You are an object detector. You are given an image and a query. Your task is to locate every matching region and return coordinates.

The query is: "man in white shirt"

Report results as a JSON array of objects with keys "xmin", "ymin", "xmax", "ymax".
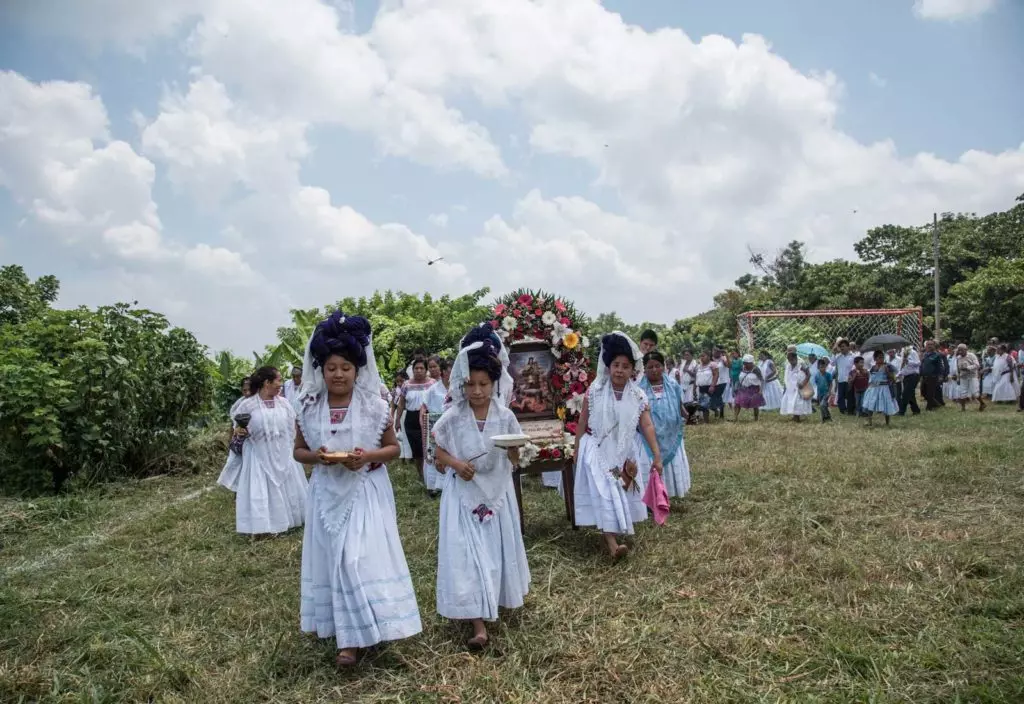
[
  {"xmin": 832, "ymin": 339, "xmax": 856, "ymax": 415},
  {"xmin": 282, "ymin": 366, "xmax": 302, "ymax": 401},
  {"xmin": 886, "ymin": 348, "xmax": 903, "ymax": 402},
  {"xmin": 897, "ymin": 346, "xmax": 921, "ymax": 415}
]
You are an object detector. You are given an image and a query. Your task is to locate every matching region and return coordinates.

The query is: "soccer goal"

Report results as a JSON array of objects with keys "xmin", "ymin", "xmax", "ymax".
[{"xmin": 736, "ymin": 308, "xmax": 923, "ymax": 356}]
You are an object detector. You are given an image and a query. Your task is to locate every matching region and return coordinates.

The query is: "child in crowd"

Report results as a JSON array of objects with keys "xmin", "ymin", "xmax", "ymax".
[
  {"xmin": 815, "ymin": 358, "xmax": 834, "ymax": 423},
  {"xmin": 850, "ymin": 356, "xmax": 870, "ymax": 417}
]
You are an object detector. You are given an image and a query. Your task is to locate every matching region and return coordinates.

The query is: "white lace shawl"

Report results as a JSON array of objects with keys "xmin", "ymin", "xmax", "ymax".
[
  {"xmin": 586, "ymin": 379, "xmax": 647, "ymax": 474},
  {"xmin": 432, "ymin": 399, "xmax": 521, "ymax": 513},
  {"xmin": 296, "ymin": 388, "xmax": 390, "ymax": 535},
  {"xmin": 235, "ymin": 394, "xmax": 297, "ymax": 487}
]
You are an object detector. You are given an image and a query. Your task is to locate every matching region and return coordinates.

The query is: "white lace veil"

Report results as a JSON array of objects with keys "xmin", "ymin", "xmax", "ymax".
[
  {"xmin": 592, "ymin": 330, "xmax": 643, "ymax": 390},
  {"xmin": 459, "ymin": 323, "xmax": 514, "ymax": 407},
  {"xmin": 448, "ymin": 341, "xmax": 502, "ymax": 407},
  {"xmin": 297, "ymin": 315, "xmax": 382, "ymax": 405}
]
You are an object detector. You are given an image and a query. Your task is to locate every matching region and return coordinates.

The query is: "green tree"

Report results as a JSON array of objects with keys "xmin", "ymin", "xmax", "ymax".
[
  {"xmin": 0, "ymin": 265, "xmax": 59, "ymax": 325},
  {"xmin": 946, "ymin": 258, "xmax": 1024, "ymax": 345}
]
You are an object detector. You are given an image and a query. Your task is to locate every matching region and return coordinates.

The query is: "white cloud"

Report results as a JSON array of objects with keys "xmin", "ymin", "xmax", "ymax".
[
  {"xmin": 869, "ymin": 72, "xmax": 887, "ymax": 88},
  {"xmin": 2, "ymin": 0, "xmax": 1023, "ymax": 353},
  {"xmin": 913, "ymin": 0, "xmax": 997, "ymax": 21}
]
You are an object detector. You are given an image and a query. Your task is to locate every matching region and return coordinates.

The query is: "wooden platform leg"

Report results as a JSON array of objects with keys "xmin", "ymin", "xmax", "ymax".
[
  {"xmin": 562, "ymin": 460, "xmax": 577, "ymax": 529},
  {"xmin": 513, "ymin": 468, "xmax": 525, "ymax": 534}
]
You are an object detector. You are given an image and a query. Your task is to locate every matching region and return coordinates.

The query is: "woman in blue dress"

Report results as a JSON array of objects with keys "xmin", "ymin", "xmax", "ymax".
[
  {"xmin": 860, "ymin": 350, "xmax": 899, "ymax": 426},
  {"xmin": 636, "ymin": 351, "xmax": 691, "ymax": 498}
]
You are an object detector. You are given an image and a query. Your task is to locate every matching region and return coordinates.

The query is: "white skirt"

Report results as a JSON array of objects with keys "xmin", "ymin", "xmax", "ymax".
[
  {"xmin": 217, "ymin": 451, "xmax": 242, "ymax": 492},
  {"xmin": 991, "ymin": 374, "xmax": 1020, "ymax": 403},
  {"xmin": 436, "ymin": 473, "xmax": 530, "ymax": 621},
  {"xmin": 235, "ymin": 452, "xmax": 307, "ymax": 535},
  {"xmin": 398, "ymin": 411, "xmax": 413, "ymax": 459},
  {"xmin": 573, "ymin": 434, "xmax": 647, "ymax": 535},
  {"xmin": 723, "ymin": 379, "xmax": 734, "ymax": 405},
  {"xmin": 635, "ymin": 434, "xmax": 690, "ymax": 498},
  {"xmin": 982, "ymin": 374, "xmax": 995, "ymax": 396},
  {"xmin": 680, "ymin": 383, "xmax": 695, "ymax": 404},
  {"xmin": 780, "ymin": 389, "xmax": 812, "ymax": 416},
  {"xmin": 959, "ymin": 376, "xmax": 980, "ymax": 399},
  {"xmin": 423, "ymin": 458, "xmax": 446, "ymax": 492},
  {"xmin": 300, "ymin": 467, "xmax": 422, "ymax": 649},
  {"xmin": 943, "ymin": 379, "xmax": 963, "ymax": 401},
  {"xmin": 760, "ymin": 380, "xmax": 784, "ymax": 411}
]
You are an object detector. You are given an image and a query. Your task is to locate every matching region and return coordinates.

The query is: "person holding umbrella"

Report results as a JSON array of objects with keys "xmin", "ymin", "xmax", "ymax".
[{"xmin": 860, "ymin": 350, "xmax": 899, "ymax": 426}]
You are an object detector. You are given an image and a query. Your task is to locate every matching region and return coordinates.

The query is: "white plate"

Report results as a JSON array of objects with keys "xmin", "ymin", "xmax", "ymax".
[{"xmin": 491, "ymin": 433, "xmax": 530, "ymax": 448}]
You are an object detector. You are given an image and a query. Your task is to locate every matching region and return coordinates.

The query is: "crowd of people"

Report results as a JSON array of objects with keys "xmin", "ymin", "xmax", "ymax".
[
  {"xmin": 215, "ymin": 315, "xmax": 1019, "ymax": 669},
  {"xmin": 216, "ymin": 313, "xmax": 698, "ymax": 667},
  {"xmin": 651, "ymin": 332, "xmax": 1024, "ymax": 426}
]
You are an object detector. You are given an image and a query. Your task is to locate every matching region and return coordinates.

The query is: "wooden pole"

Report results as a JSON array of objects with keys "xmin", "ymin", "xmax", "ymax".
[{"xmin": 933, "ymin": 213, "xmax": 941, "ymax": 342}]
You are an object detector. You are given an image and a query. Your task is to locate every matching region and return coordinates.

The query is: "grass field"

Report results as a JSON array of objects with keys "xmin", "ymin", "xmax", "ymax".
[{"xmin": 2, "ymin": 405, "xmax": 1023, "ymax": 703}]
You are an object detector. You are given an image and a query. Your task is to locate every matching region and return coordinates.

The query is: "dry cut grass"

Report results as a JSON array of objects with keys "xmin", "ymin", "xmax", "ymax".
[{"xmin": 2, "ymin": 406, "xmax": 1023, "ymax": 702}]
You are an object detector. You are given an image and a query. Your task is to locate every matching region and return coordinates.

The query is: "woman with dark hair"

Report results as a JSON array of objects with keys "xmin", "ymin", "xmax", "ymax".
[
  {"xmin": 393, "ymin": 356, "xmax": 435, "ymax": 484},
  {"xmin": 217, "ymin": 376, "xmax": 252, "ymax": 492},
  {"xmin": 427, "ymin": 354, "xmax": 443, "ymax": 382},
  {"xmin": 990, "ymin": 344, "xmax": 1020, "ymax": 403},
  {"xmin": 573, "ymin": 332, "xmax": 661, "ymax": 559},
  {"xmin": 433, "ymin": 339, "xmax": 529, "ymax": 650},
  {"xmin": 694, "ymin": 350, "xmax": 719, "ymax": 424},
  {"xmin": 293, "ymin": 311, "xmax": 421, "ymax": 669},
  {"xmin": 227, "ymin": 366, "xmax": 307, "ymax": 534},
  {"xmin": 638, "ymin": 351, "xmax": 691, "ymax": 498},
  {"xmin": 758, "ymin": 351, "xmax": 783, "ymax": 412},
  {"xmin": 421, "ymin": 357, "xmax": 451, "ymax": 496},
  {"xmin": 732, "ymin": 354, "xmax": 764, "ymax": 422},
  {"xmin": 860, "ymin": 349, "xmax": 899, "ymax": 426}
]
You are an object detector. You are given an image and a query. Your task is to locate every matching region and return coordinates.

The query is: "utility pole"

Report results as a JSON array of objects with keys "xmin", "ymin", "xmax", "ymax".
[{"xmin": 933, "ymin": 213, "xmax": 941, "ymax": 342}]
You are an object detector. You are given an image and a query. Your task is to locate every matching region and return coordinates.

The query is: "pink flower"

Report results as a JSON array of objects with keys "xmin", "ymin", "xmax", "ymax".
[
  {"xmin": 555, "ymin": 300, "xmax": 566, "ymax": 313},
  {"xmin": 490, "ymin": 319, "xmax": 499, "ymax": 328},
  {"xmin": 517, "ymin": 294, "xmax": 533, "ymax": 306},
  {"xmin": 560, "ymin": 317, "xmax": 571, "ymax": 326},
  {"xmin": 494, "ymin": 303, "xmax": 507, "ymax": 316},
  {"xmin": 534, "ymin": 308, "xmax": 543, "ymax": 317}
]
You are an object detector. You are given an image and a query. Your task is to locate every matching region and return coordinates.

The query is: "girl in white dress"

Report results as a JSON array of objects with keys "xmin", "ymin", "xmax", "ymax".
[
  {"xmin": 294, "ymin": 311, "xmax": 421, "ymax": 668},
  {"xmin": 759, "ymin": 352, "xmax": 784, "ymax": 411},
  {"xmin": 573, "ymin": 332, "xmax": 662, "ymax": 559},
  {"xmin": 676, "ymin": 350, "xmax": 697, "ymax": 404},
  {"xmin": 392, "ymin": 371, "xmax": 413, "ymax": 460},
  {"xmin": 393, "ymin": 358, "xmax": 435, "ymax": 487},
  {"xmin": 990, "ymin": 345, "xmax": 1021, "ymax": 403},
  {"xmin": 432, "ymin": 339, "xmax": 530, "ymax": 651},
  {"xmin": 421, "ymin": 358, "xmax": 450, "ymax": 496},
  {"xmin": 943, "ymin": 351, "xmax": 962, "ymax": 402},
  {"xmin": 779, "ymin": 350, "xmax": 813, "ymax": 421},
  {"xmin": 217, "ymin": 376, "xmax": 251, "ymax": 492},
  {"xmin": 229, "ymin": 367, "xmax": 308, "ymax": 534},
  {"xmin": 637, "ymin": 352, "xmax": 691, "ymax": 498}
]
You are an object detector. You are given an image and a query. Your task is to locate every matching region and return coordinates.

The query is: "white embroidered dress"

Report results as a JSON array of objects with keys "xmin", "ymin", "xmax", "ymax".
[
  {"xmin": 231, "ymin": 395, "xmax": 307, "ymax": 534},
  {"xmin": 216, "ymin": 395, "xmax": 248, "ymax": 492},
  {"xmin": 574, "ymin": 380, "xmax": 649, "ymax": 535},
  {"xmin": 990, "ymin": 353, "xmax": 1020, "ymax": 402},
  {"xmin": 432, "ymin": 400, "xmax": 530, "ymax": 620},
  {"xmin": 298, "ymin": 389, "xmax": 422, "ymax": 648},
  {"xmin": 780, "ymin": 362, "xmax": 812, "ymax": 416},
  {"xmin": 759, "ymin": 360, "xmax": 784, "ymax": 411},
  {"xmin": 422, "ymin": 381, "xmax": 448, "ymax": 492}
]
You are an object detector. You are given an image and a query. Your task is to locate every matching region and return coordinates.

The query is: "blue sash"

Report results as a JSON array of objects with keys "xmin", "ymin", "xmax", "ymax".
[{"xmin": 639, "ymin": 376, "xmax": 683, "ymax": 466}]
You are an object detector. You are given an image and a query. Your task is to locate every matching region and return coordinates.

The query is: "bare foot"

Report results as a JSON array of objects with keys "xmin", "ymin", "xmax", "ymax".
[
  {"xmin": 612, "ymin": 544, "xmax": 629, "ymax": 560},
  {"xmin": 336, "ymin": 648, "xmax": 359, "ymax": 668}
]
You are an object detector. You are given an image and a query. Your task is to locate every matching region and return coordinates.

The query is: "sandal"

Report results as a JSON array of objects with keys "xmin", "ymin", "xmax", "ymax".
[{"xmin": 336, "ymin": 649, "xmax": 359, "ymax": 668}]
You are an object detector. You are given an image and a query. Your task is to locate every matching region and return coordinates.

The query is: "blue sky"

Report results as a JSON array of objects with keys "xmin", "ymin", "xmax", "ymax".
[{"xmin": 1, "ymin": 0, "xmax": 1021, "ymax": 354}]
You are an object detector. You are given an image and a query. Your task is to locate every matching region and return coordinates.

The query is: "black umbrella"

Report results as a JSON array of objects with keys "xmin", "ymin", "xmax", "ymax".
[{"xmin": 860, "ymin": 334, "xmax": 909, "ymax": 352}]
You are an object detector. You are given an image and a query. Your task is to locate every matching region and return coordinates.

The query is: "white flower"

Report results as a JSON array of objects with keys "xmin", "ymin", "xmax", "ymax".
[
  {"xmin": 565, "ymin": 393, "xmax": 585, "ymax": 414},
  {"xmin": 518, "ymin": 442, "xmax": 540, "ymax": 468},
  {"xmin": 541, "ymin": 310, "xmax": 557, "ymax": 326},
  {"xmin": 582, "ymin": 336, "xmax": 590, "ymax": 348},
  {"xmin": 502, "ymin": 316, "xmax": 517, "ymax": 331}
]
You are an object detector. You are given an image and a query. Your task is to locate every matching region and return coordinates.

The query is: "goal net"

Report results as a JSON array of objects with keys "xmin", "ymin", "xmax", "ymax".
[{"xmin": 737, "ymin": 308, "xmax": 923, "ymax": 357}]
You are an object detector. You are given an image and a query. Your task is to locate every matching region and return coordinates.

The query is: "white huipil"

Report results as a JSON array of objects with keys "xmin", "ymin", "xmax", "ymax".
[
  {"xmin": 422, "ymin": 380, "xmax": 448, "ymax": 492},
  {"xmin": 433, "ymin": 399, "xmax": 530, "ymax": 621},
  {"xmin": 230, "ymin": 394, "xmax": 307, "ymax": 534},
  {"xmin": 676, "ymin": 359, "xmax": 697, "ymax": 404},
  {"xmin": 298, "ymin": 389, "xmax": 422, "ymax": 649},
  {"xmin": 779, "ymin": 362, "xmax": 812, "ymax": 416},
  {"xmin": 574, "ymin": 380, "xmax": 649, "ymax": 535},
  {"xmin": 990, "ymin": 353, "xmax": 1020, "ymax": 402},
  {"xmin": 759, "ymin": 359, "xmax": 784, "ymax": 411},
  {"xmin": 943, "ymin": 354, "xmax": 962, "ymax": 401},
  {"xmin": 216, "ymin": 395, "xmax": 248, "ymax": 492}
]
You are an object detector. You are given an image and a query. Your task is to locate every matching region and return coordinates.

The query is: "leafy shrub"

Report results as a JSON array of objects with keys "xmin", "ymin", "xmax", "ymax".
[{"xmin": 0, "ymin": 300, "xmax": 212, "ymax": 494}]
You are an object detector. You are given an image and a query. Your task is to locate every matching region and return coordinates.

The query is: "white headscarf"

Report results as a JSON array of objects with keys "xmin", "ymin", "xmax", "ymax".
[
  {"xmin": 447, "ymin": 341, "xmax": 501, "ymax": 407},
  {"xmin": 589, "ymin": 331, "xmax": 645, "ymax": 471},
  {"xmin": 457, "ymin": 323, "xmax": 514, "ymax": 408},
  {"xmin": 297, "ymin": 314, "xmax": 383, "ymax": 406}
]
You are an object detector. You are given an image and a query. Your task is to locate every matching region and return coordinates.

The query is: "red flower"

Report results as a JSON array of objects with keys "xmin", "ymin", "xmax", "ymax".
[
  {"xmin": 560, "ymin": 317, "xmax": 570, "ymax": 326},
  {"xmin": 570, "ymin": 382, "xmax": 585, "ymax": 396},
  {"xmin": 555, "ymin": 299, "xmax": 566, "ymax": 312},
  {"xmin": 565, "ymin": 422, "xmax": 578, "ymax": 435},
  {"xmin": 494, "ymin": 303, "xmax": 507, "ymax": 316},
  {"xmin": 514, "ymin": 330, "xmax": 524, "ymax": 340},
  {"xmin": 551, "ymin": 375, "xmax": 564, "ymax": 390},
  {"xmin": 551, "ymin": 448, "xmax": 563, "ymax": 460},
  {"xmin": 517, "ymin": 294, "xmax": 533, "ymax": 306},
  {"xmin": 514, "ymin": 308, "xmax": 524, "ymax": 318},
  {"xmin": 534, "ymin": 308, "xmax": 543, "ymax": 317},
  {"xmin": 490, "ymin": 319, "xmax": 499, "ymax": 328}
]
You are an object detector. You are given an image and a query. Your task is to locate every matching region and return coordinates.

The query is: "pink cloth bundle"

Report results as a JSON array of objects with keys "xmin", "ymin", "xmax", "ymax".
[{"xmin": 642, "ymin": 470, "xmax": 670, "ymax": 525}]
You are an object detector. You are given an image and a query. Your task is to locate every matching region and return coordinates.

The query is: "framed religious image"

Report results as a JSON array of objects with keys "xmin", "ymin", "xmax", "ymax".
[{"xmin": 507, "ymin": 341, "xmax": 558, "ymax": 420}]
